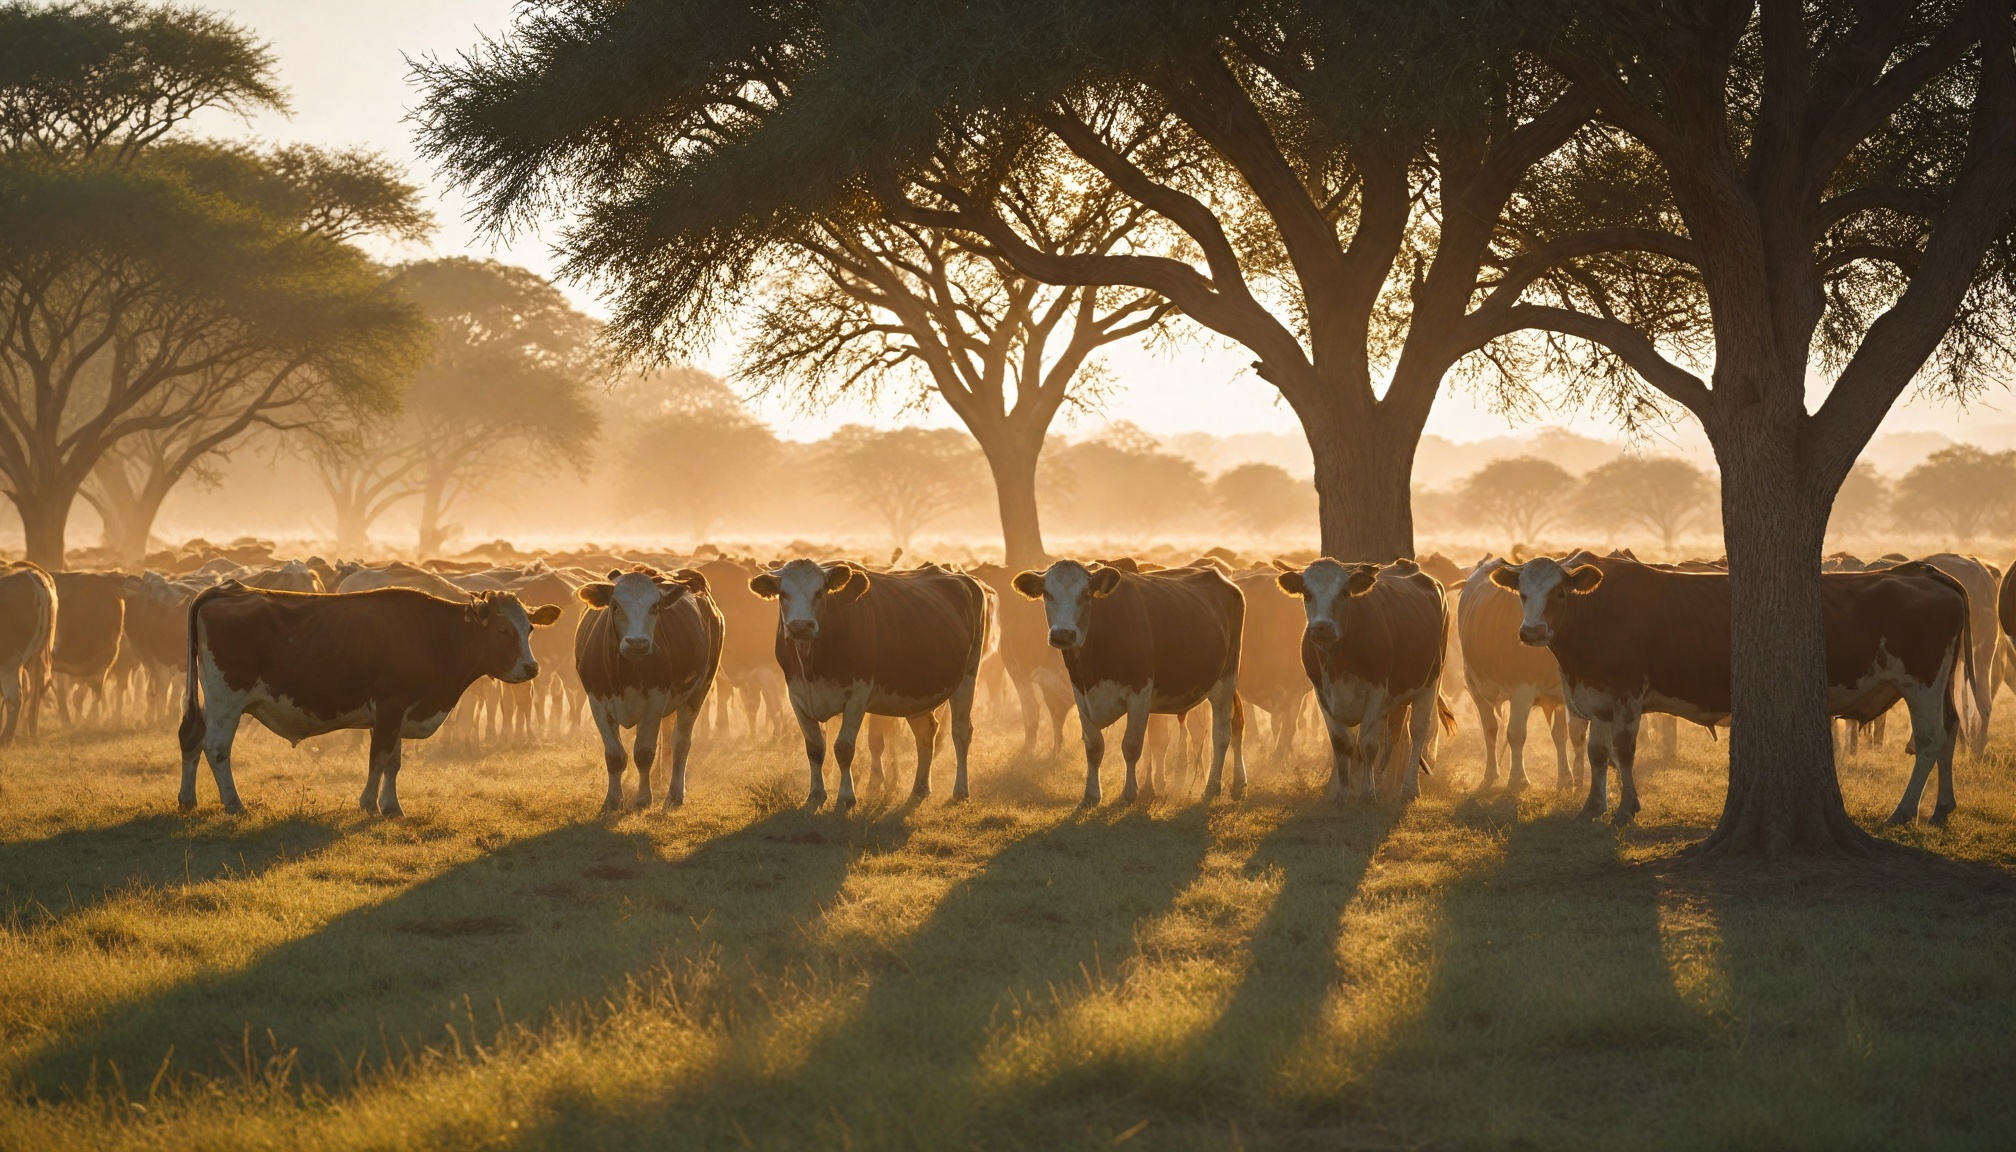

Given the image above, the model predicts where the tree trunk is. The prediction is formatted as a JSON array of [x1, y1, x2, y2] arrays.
[[416, 479, 448, 558], [1698, 425, 1878, 857], [1305, 404, 1415, 562], [98, 485, 170, 563], [981, 437, 1048, 568], [332, 498, 373, 555], [13, 489, 74, 571]]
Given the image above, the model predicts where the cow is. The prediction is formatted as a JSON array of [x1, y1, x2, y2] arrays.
[[178, 584, 562, 814], [695, 558, 786, 740], [1274, 558, 1452, 804], [1490, 555, 1972, 825], [971, 562, 1074, 756], [574, 567, 723, 810], [0, 562, 57, 744], [1233, 568, 1313, 761], [1458, 558, 1589, 791], [1011, 559, 1245, 805], [235, 561, 325, 593], [51, 571, 125, 725], [750, 560, 991, 809]]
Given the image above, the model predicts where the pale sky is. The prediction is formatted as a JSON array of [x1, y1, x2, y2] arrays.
[[178, 0, 2016, 452]]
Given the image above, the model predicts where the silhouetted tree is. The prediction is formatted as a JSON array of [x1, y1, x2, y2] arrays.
[[1212, 462, 1317, 543], [1573, 456, 1716, 553], [1460, 456, 1578, 550], [1891, 446, 2016, 545], [619, 369, 779, 543], [1828, 461, 1891, 544], [822, 425, 985, 551], [1043, 424, 1211, 541]]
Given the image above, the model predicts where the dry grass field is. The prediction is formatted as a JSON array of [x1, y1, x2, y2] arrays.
[[3, 706, 2016, 1151]]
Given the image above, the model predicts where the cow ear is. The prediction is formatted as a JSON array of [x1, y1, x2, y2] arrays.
[[1011, 571, 1046, 599], [1488, 564, 1523, 591], [1567, 565, 1605, 594], [1276, 569, 1305, 596], [1091, 567, 1123, 598], [1346, 565, 1379, 597], [748, 572, 780, 599], [528, 603, 563, 627], [1271, 558, 1294, 572], [464, 598, 493, 623], [674, 568, 710, 596], [577, 583, 614, 608], [607, 568, 623, 581], [824, 564, 858, 593], [654, 580, 691, 603]]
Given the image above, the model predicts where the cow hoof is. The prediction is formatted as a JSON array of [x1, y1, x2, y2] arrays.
[[223, 800, 244, 816], [1203, 783, 1222, 801], [1609, 808, 1635, 828], [1120, 787, 1138, 805], [382, 806, 404, 819], [600, 800, 623, 815], [662, 795, 685, 811], [1885, 810, 1913, 826], [1579, 802, 1605, 820], [1229, 783, 1246, 801], [910, 785, 931, 800], [836, 795, 856, 813], [951, 788, 969, 802], [1931, 807, 1955, 827], [1507, 777, 1527, 794], [1079, 794, 1100, 809], [806, 791, 826, 810], [177, 795, 197, 812]]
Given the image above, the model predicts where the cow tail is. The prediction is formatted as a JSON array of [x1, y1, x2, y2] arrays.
[[1436, 692, 1457, 735], [1918, 564, 1977, 739], [179, 582, 234, 756]]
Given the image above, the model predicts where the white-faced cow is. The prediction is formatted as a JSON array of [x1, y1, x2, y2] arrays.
[[1460, 558, 1589, 791], [574, 567, 723, 811], [750, 560, 991, 810], [0, 562, 57, 744], [1275, 558, 1452, 804], [1011, 559, 1245, 805], [178, 583, 562, 815], [1491, 555, 1973, 825]]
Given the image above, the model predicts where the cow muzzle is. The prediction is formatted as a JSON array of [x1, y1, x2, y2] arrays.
[[620, 637, 652, 658], [503, 659, 540, 683], [1517, 625, 1551, 646], [785, 619, 818, 642], [1047, 628, 1080, 650], [1305, 620, 1339, 646]]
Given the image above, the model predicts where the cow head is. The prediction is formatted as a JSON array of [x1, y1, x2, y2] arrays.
[[577, 568, 701, 657], [747, 558, 862, 641], [466, 591, 563, 681], [1487, 557, 1603, 645], [1012, 560, 1123, 651], [1274, 558, 1378, 648]]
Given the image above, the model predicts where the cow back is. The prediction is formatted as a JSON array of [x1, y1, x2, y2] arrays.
[[1072, 566, 1242, 705], [51, 572, 124, 678], [783, 566, 988, 703]]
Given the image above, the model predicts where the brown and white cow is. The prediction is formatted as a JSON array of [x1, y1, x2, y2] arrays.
[[1275, 559, 1452, 804], [178, 584, 562, 814], [574, 567, 723, 810], [51, 571, 125, 725], [0, 562, 57, 744], [1490, 555, 1972, 825], [1460, 558, 1588, 791], [1234, 567, 1313, 761], [1012, 559, 1245, 805], [750, 560, 991, 809]]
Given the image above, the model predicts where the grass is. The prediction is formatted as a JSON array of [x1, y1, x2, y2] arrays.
[[2, 707, 2015, 1150]]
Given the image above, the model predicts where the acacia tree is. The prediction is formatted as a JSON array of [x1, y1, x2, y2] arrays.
[[1505, 1, 2016, 854], [1890, 445, 2016, 544], [1573, 455, 1717, 553], [1829, 460, 1891, 543], [416, 11, 1174, 568], [1459, 456, 1579, 549], [414, 0, 1653, 563], [617, 368, 779, 543], [821, 424, 985, 551], [0, 3, 425, 566], [1212, 462, 1318, 543]]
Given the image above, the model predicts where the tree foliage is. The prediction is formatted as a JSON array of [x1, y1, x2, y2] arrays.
[[821, 423, 985, 551], [1890, 445, 2016, 545], [1459, 455, 1578, 549], [1572, 455, 1716, 552], [618, 368, 779, 543], [1212, 462, 1317, 543]]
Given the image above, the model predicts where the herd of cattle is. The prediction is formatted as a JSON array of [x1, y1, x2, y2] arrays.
[[0, 542, 2008, 828]]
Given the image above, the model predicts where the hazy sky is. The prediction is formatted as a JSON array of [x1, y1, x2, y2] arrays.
[[179, 0, 2016, 451]]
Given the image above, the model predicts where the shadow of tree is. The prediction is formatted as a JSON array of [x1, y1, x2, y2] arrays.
[[515, 803, 1215, 1150], [17, 806, 880, 1097], [0, 814, 341, 928]]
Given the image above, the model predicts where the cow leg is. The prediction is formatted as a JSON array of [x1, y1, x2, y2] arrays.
[[1202, 678, 1241, 800], [633, 709, 666, 809], [1119, 697, 1152, 805], [1506, 685, 1536, 792], [1011, 673, 1040, 757], [1548, 704, 1574, 791], [833, 704, 867, 811], [0, 670, 20, 746], [1890, 682, 1954, 825], [1474, 694, 1502, 789], [1611, 717, 1643, 826], [1656, 714, 1677, 763], [949, 665, 977, 801], [1316, 699, 1353, 803], [1074, 690, 1108, 807], [176, 686, 210, 810], [866, 714, 890, 798], [663, 701, 699, 810], [196, 705, 245, 814], [372, 709, 407, 818], [794, 704, 828, 808], [590, 700, 628, 813], [1582, 721, 1614, 819], [909, 710, 940, 801]]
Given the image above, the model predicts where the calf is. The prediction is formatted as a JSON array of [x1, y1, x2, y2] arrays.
[[1491, 555, 1972, 825], [1275, 559, 1452, 804], [0, 562, 57, 744], [750, 560, 991, 809], [1012, 559, 1245, 805], [179, 584, 562, 814], [1459, 558, 1587, 791], [574, 568, 723, 810]]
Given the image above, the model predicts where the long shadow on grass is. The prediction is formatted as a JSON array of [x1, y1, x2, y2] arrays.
[[0, 814, 340, 929], [16, 805, 876, 1099], [516, 802, 1214, 1150]]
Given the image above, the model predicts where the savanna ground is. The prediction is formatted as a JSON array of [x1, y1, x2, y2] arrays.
[[3, 699, 2016, 1152]]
